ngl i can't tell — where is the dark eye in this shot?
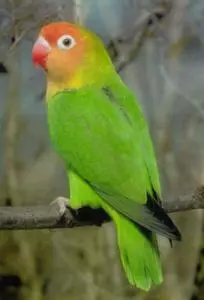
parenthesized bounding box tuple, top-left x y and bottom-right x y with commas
(63, 38, 71, 46)
(57, 35, 76, 50)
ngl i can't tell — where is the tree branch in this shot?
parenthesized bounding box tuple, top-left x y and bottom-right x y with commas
(108, 4, 170, 72)
(0, 186, 204, 230)
(163, 186, 204, 213)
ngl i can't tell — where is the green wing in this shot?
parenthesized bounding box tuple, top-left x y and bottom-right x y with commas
(48, 82, 181, 240)
(102, 82, 161, 199)
(97, 83, 182, 239)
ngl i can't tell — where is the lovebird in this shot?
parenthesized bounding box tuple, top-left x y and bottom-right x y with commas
(32, 22, 181, 291)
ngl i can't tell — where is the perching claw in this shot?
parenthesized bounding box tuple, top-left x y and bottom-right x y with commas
(50, 196, 69, 217)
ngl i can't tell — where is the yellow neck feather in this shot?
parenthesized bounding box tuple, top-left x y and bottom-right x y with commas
(46, 73, 84, 100)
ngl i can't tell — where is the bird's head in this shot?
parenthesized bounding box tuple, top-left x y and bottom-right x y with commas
(32, 22, 113, 89)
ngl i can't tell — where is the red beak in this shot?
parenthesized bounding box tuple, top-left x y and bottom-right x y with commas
(32, 38, 50, 69)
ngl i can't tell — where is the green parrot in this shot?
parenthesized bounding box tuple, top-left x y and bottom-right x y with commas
(32, 22, 181, 291)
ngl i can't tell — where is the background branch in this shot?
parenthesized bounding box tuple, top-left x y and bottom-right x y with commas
(109, 4, 170, 72)
(0, 186, 204, 230)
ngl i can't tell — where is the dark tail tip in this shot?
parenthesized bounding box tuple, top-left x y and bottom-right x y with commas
(173, 226, 182, 241)
(147, 192, 182, 241)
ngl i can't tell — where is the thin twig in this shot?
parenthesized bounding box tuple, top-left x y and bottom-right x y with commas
(111, 5, 170, 72)
(9, 11, 56, 50)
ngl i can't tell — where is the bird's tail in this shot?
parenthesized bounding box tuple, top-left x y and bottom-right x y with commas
(114, 215, 163, 291)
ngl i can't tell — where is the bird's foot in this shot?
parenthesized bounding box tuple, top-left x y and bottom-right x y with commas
(50, 196, 69, 217)
(50, 197, 110, 227)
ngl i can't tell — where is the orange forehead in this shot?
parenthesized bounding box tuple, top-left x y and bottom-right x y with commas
(40, 22, 82, 44)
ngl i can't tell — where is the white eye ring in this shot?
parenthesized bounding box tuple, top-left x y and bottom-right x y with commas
(57, 35, 76, 50)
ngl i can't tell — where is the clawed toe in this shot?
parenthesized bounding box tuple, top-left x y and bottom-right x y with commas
(50, 197, 69, 217)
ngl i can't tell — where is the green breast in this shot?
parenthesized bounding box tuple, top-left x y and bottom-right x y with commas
(47, 88, 133, 168)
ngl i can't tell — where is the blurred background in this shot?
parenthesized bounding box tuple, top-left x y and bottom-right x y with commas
(0, 0, 204, 299)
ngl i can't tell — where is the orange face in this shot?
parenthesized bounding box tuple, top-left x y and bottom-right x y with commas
(32, 22, 88, 82)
